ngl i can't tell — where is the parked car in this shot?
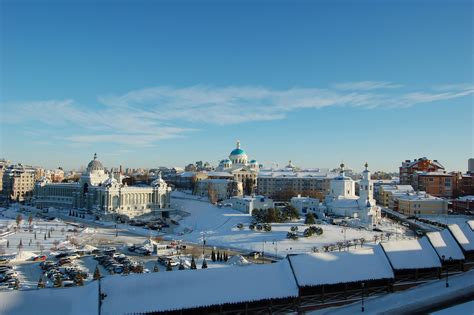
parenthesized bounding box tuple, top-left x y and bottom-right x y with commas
(33, 255, 47, 262)
(55, 253, 68, 259)
(58, 258, 71, 266)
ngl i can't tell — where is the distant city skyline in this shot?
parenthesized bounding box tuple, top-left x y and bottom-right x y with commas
(1, 0, 472, 172)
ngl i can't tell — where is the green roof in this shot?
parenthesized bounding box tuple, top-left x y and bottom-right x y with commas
(230, 148, 246, 155)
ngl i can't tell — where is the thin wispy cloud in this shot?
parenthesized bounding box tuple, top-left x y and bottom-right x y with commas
(332, 81, 403, 90)
(2, 82, 473, 146)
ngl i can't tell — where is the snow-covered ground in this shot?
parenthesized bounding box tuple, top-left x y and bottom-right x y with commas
(170, 191, 413, 257)
(314, 269, 474, 314)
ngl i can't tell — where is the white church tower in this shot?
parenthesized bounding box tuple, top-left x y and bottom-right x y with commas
(330, 163, 355, 198)
(358, 162, 374, 206)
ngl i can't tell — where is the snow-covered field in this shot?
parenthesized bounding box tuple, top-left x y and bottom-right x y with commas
(170, 191, 413, 257)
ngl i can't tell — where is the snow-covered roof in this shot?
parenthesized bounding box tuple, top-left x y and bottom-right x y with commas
(396, 192, 443, 201)
(0, 281, 98, 315)
(207, 171, 234, 178)
(326, 197, 359, 208)
(448, 223, 474, 252)
(288, 246, 394, 287)
(426, 229, 465, 261)
(258, 169, 338, 179)
(101, 260, 298, 314)
(468, 220, 474, 231)
(381, 237, 441, 270)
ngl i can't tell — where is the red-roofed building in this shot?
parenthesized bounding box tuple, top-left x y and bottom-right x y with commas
(399, 157, 444, 186)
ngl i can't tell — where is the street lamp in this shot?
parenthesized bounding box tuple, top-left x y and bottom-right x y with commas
(361, 282, 365, 312)
(201, 232, 206, 257)
(441, 255, 453, 288)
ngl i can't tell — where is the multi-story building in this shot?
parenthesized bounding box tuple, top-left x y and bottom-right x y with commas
(165, 171, 208, 190)
(290, 195, 320, 216)
(399, 157, 444, 185)
(460, 174, 473, 196)
(193, 178, 242, 202)
(377, 185, 415, 207)
(257, 168, 337, 200)
(0, 159, 10, 195)
(229, 195, 274, 215)
(2, 164, 37, 202)
(451, 195, 474, 214)
(395, 192, 448, 216)
(413, 171, 461, 198)
(34, 154, 172, 220)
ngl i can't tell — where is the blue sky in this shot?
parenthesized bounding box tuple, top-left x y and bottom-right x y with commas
(1, 0, 473, 172)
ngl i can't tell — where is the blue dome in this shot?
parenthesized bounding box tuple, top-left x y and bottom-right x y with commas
(230, 148, 246, 156)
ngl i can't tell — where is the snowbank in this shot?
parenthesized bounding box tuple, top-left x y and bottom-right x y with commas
(288, 246, 394, 287)
(101, 260, 298, 314)
(381, 237, 441, 270)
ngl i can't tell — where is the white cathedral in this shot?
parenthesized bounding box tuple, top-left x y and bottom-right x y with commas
(214, 140, 261, 193)
(322, 163, 382, 225)
(34, 154, 172, 220)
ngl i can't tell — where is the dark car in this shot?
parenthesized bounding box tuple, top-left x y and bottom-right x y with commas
(56, 253, 68, 259)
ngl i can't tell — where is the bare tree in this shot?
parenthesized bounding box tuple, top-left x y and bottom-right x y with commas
(208, 183, 218, 204)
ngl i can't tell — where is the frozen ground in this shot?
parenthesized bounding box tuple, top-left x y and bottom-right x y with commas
(170, 191, 412, 257)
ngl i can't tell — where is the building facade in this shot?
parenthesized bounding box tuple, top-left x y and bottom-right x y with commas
(377, 185, 415, 207)
(194, 178, 242, 202)
(395, 192, 448, 216)
(399, 157, 444, 185)
(2, 164, 37, 202)
(257, 167, 336, 200)
(290, 195, 321, 216)
(229, 195, 274, 215)
(413, 171, 461, 198)
(34, 154, 172, 219)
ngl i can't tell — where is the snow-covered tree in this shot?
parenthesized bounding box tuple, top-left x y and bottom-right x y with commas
(201, 259, 208, 269)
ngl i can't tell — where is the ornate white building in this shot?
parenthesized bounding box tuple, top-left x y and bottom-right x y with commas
(34, 154, 172, 220)
(215, 140, 260, 194)
(323, 163, 381, 225)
